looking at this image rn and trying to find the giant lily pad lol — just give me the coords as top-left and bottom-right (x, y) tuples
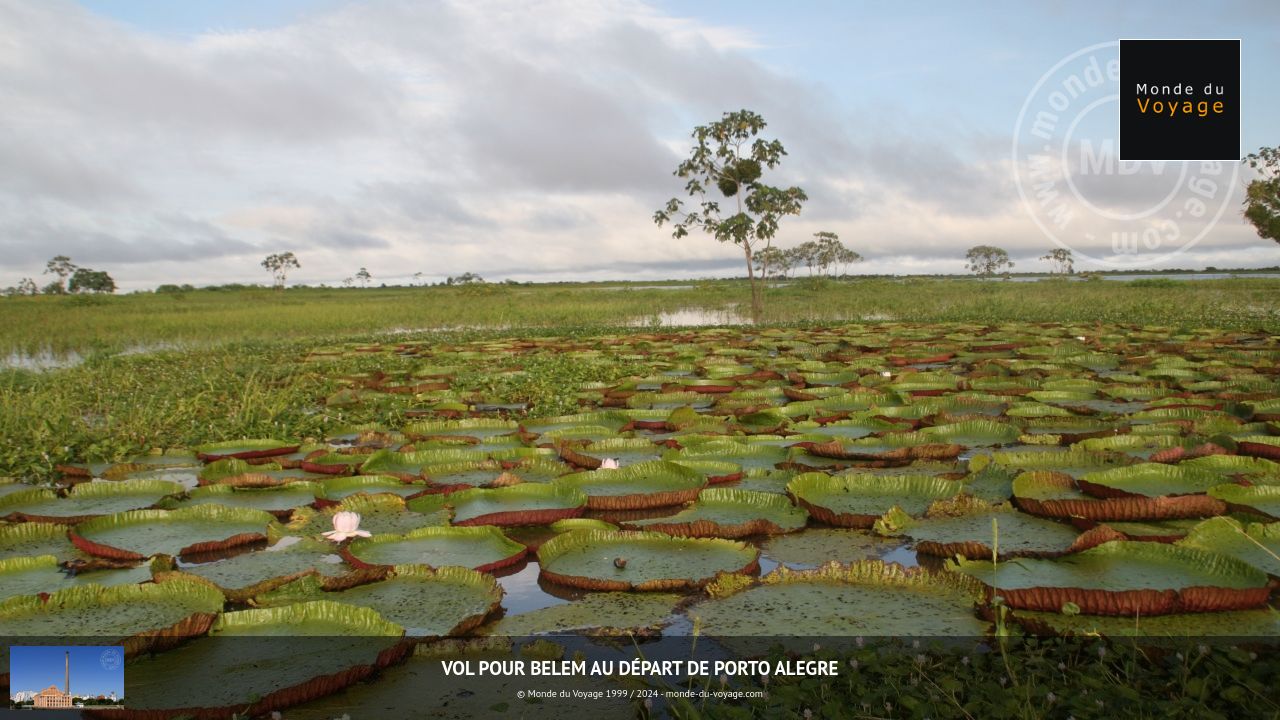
(1209, 483), (1280, 519)
(171, 481), (324, 517)
(917, 420), (1020, 446)
(553, 460), (707, 510)
(0, 555), (152, 602)
(879, 501), (1089, 559)
(255, 565), (501, 637)
(949, 540), (1272, 615)
(0, 522), (75, 562)
(194, 439), (301, 462)
(537, 530), (759, 591)
(1177, 516), (1280, 576)
(1013, 470), (1226, 521)
(322, 474), (429, 500)
(761, 529), (901, 569)
(488, 592), (683, 636)
(344, 526), (526, 573)
(0, 576), (223, 646)
(619, 488), (808, 538)
(786, 472), (962, 528)
(291, 494), (450, 538)
(1013, 606), (1280, 638)
(71, 505), (279, 561)
(408, 483), (587, 526)
(0, 479), (184, 523)
(162, 537), (350, 601)
(120, 601), (404, 716)
(688, 561), (987, 638)
(1078, 463), (1223, 498)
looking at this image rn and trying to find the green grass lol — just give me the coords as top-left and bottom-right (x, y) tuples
(2, 277), (1278, 358)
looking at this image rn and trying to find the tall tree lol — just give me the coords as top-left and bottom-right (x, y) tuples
(965, 245), (1014, 277)
(355, 267), (372, 288)
(1243, 147), (1280, 244)
(43, 255), (77, 294)
(1040, 248), (1074, 274)
(261, 252), (300, 290)
(654, 110), (807, 322)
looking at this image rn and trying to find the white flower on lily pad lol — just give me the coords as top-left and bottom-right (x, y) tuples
(322, 511), (372, 542)
(600, 458), (620, 469)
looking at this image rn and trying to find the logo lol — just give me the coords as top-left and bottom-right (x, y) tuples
(1012, 41), (1239, 267)
(100, 648), (122, 672)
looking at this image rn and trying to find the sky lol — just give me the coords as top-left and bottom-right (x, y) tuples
(9, 645), (125, 699)
(1, 0), (1278, 291)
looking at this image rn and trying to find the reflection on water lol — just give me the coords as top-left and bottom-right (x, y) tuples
(629, 307), (750, 327)
(2, 341), (187, 372)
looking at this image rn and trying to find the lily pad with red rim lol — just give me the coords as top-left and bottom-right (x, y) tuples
(343, 526), (526, 573)
(536, 529), (759, 591)
(253, 564), (501, 637)
(194, 439), (301, 462)
(949, 540), (1272, 615)
(70, 505), (280, 561)
(786, 472), (962, 528)
(407, 483), (587, 527)
(619, 488), (808, 538)
(552, 460), (707, 510)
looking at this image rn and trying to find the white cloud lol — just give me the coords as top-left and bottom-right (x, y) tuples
(0, 0), (1271, 292)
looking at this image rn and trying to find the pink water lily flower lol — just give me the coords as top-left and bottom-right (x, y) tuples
(322, 511), (372, 542)
(601, 458), (620, 469)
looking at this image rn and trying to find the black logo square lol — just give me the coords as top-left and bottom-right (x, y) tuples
(1119, 39), (1240, 161)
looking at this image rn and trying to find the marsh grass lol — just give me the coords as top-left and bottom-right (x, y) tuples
(1, 278), (1277, 358)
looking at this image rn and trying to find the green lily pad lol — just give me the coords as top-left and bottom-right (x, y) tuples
(345, 526), (526, 573)
(761, 529), (901, 569)
(786, 472), (962, 528)
(1014, 606), (1280, 638)
(688, 561), (987, 637)
(0, 480), (184, 521)
(408, 483), (587, 526)
(553, 460), (707, 510)
(194, 439), (300, 461)
(487, 592), (683, 636)
(0, 522), (76, 562)
(0, 555), (152, 602)
(1177, 517), (1280, 576)
(1209, 484), (1280, 519)
(322, 475), (429, 500)
(1079, 463), (1223, 497)
(72, 505), (279, 560)
(255, 565), (501, 637)
(121, 601), (403, 713)
(170, 537), (349, 600)
(950, 540), (1271, 615)
(883, 503), (1084, 559)
(918, 420), (1020, 446)
(0, 575), (223, 638)
(173, 481), (324, 514)
(537, 530), (759, 591)
(620, 488), (808, 537)
(291, 494), (450, 538)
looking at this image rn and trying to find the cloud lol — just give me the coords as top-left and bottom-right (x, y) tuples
(0, 0), (1274, 292)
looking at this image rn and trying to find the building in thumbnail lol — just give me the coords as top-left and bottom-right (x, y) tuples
(31, 651), (73, 709)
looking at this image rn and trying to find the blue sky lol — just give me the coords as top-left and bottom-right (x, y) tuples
(1, 1), (1277, 290)
(9, 646), (124, 699)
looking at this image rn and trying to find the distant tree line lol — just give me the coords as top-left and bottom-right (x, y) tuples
(2, 255), (116, 297)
